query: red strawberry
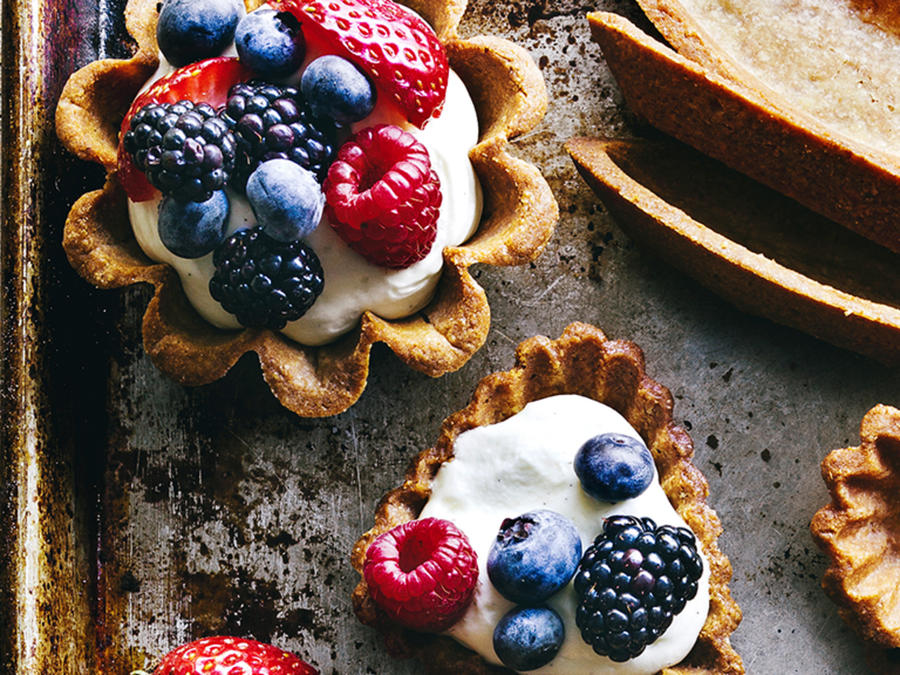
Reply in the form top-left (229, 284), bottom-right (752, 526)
top-left (151, 636), bottom-right (317, 674)
top-left (278, 0), bottom-right (448, 127)
top-left (117, 57), bottom-right (252, 201)
top-left (364, 517), bottom-right (478, 632)
top-left (325, 124), bottom-right (441, 268)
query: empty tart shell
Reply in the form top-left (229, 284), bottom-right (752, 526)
top-left (585, 11), bottom-right (900, 253)
top-left (351, 322), bottom-right (744, 674)
top-left (811, 405), bottom-right (900, 672)
top-left (55, 0), bottom-right (558, 417)
top-left (565, 136), bottom-right (900, 365)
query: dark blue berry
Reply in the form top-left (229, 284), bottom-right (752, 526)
top-left (574, 516), bottom-right (704, 661)
top-left (246, 159), bottom-right (323, 242)
top-left (574, 432), bottom-right (654, 502)
top-left (487, 510), bottom-right (582, 605)
top-left (158, 190), bottom-right (229, 258)
top-left (156, 0), bottom-right (243, 67)
top-left (493, 606), bottom-right (564, 671)
top-left (300, 55), bottom-right (376, 124)
top-left (235, 9), bottom-right (305, 77)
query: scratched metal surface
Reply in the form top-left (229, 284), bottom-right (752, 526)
top-left (5, 0), bottom-right (900, 671)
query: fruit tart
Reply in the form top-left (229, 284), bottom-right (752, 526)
top-left (811, 404), bottom-right (900, 673)
top-left (352, 323), bottom-right (743, 673)
top-left (56, 0), bottom-right (557, 417)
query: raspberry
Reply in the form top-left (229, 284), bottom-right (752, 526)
top-left (324, 125), bottom-right (442, 269)
top-left (221, 81), bottom-right (336, 187)
top-left (209, 226), bottom-right (324, 330)
top-left (364, 517), bottom-right (478, 632)
top-left (123, 100), bottom-right (236, 202)
top-left (573, 515), bottom-right (704, 662)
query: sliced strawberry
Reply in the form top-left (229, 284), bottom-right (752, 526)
top-left (117, 57), bottom-right (253, 201)
top-left (278, 0), bottom-right (449, 128)
top-left (153, 636), bottom-right (317, 674)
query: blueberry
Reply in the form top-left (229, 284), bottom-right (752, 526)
top-left (157, 0), bottom-right (244, 67)
top-left (158, 190), bottom-right (229, 258)
top-left (300, 55), bottom-right (376, 124)
top-left (235, 9), bottom-right (305, 77)
top-left (246, 159), bottom-right (323, 242)
top-left (492, 606), bottom-right (564, 671)
top-left (574, 432), bottom-right (654, 502)
top-left (487, 510), bottom-right (582, 604)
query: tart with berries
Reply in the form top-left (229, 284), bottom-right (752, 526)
top-left (352, 323), bottom-right (743, 673)
top-left (56, 0), bottom-right (556, 417)
top-left (811, 405), bottom-right (900, 674)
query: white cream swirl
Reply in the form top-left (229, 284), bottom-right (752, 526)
top-left (419, 395), bottom-right (710, 675)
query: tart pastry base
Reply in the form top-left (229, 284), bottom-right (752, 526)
top-left (351, 322), bottom-right (744, 674)
top-left (55, 0), bottom-right (558, 417)
top-left (812, 405), bottom-right (900, 673)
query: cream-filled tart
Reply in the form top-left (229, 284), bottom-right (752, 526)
top-left (352, 323), bottom-right (743, 673)
top-left (56, 0), bottom-right (557, 417)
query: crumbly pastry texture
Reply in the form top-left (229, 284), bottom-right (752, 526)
top-left (811, 404), bottom-right (900, 673)
top-left (56, 0), bottom-right (557, 417)
top-left (585, 9), bottom-right (900, 253)
top-left (351, 322), bottom-right (744, 674)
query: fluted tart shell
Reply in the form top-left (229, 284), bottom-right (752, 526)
top-left (351, 322), bottom-right (744, 674)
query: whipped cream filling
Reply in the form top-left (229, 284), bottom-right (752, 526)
top-left (419, 395), bottom-right (710, 675)
top-left (128, 23), bottom-right (482, 346)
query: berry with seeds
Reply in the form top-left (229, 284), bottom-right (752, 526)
top-left (301, 55), bottom-right (376, 124)
top-left (156, 0), bottom-right (244, 68)
top-left (123, 100), bottom-right (237, 202)
top-left (324, 124), bottom-right (441, 269)
top-left (209, 226), bottom-right (324, 329)
top-left (246, 159), bottom-right (324, 242)
top-left (363, 517), bottom-right (478, 632)
top-left (222, 81), bottom-right (337, 188)
top-left (487, 509), bottom-right (582, 605)
top-left (158, 189), bottom-right (230, 258)
top-left (279, 0), bottom-right (448, 127)
top-left (574, 433), bottom-right (654, 503)
top-left (574, 516), bottom-right (704, 662)
top-left (117, 57), bottom-right (252, 201)
top-left (492, 606), bottom-right (565, 671)
top-left (151, 635), bottom-right (317, 674)
top-left (235, 8), bottom-right (306, 77)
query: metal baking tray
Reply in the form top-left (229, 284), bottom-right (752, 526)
top-left (2, 0), bottom-right (898, 671)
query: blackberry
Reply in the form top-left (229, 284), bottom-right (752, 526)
top-left (221, 81), bottom-right (337, 187)
top-left (209, 226), bottom-right (324, 330)
top-left (123, 101), bottom-right (236, 202)
top-left (573, 515), bottom-right (703, 662)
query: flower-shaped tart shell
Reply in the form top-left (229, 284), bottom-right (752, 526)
top-left (56, 0), bottom-right (558, 417)
top-left (811, 404), bottom-right (900, 666)
top-left (351, 322), bottom-right (744, 674)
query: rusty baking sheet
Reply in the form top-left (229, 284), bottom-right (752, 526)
top-left (2, 0), bottom-right (899, 672)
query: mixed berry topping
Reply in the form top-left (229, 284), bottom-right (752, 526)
top-left (156, 0), bottom-right (244, 68)
top-left (279, 0), bottom-right (449, 127)
top-left (122, 100), bottom-right (236, 203)
top-left (363, 517), bottom-right (478, 632)
top-left (222, 81), bottom-right (337, 187)
top-left (325, 124), bottom-right (442, 268)
top-left (487, 510), bottom-right (582, 605)
top-left (575, 433), bottom-right (654, 502)
top-left (573, 515), bottom-right (704, 662)
top-left (209, 226), bottom-right (324, 329)
top-left (493, 606), bottom-right (565, 671)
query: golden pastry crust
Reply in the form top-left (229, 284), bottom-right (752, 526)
top-left (55, 0), bottom-right (558, 417)
top-left (351, 322), bottom-right (744, 674)
top-left (565, 136), bottom-right (900, 365)
top-left (811, 405), bottom-right (900, 671)
top-left (585, 11), bottom-right (900, 254)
